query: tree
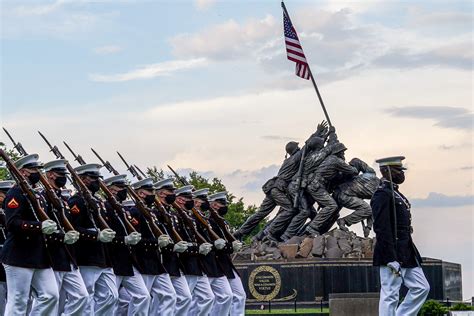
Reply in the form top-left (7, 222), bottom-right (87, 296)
top-left (0, 142), bottom-right (19, 181)
top-left (147, 167), bottom-right (266, 243)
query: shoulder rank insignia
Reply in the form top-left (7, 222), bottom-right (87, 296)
top-left (7, 198), bottom-right (19, 209)
top-left (70, 205), bottom-right (80, 214)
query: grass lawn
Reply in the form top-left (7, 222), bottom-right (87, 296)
top-left (246, 308), bottom-right (330, 314)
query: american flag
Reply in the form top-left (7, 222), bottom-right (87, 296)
top-left (282, 2), bottom-right (310, 79)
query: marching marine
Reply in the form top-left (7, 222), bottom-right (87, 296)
top-left (41, 159), bottom-right (88, 315)
top-left (372, 156), bottom-right (430, 316)
top-left (192, 188), bottom-right (233, 316)
top-left (153, 178), bottom-right (192, 316)
top-left (208, 191), bottom-right (246, 316)
top-left (0, 154), bottom-right (60, 315)
top-left (126, 177), bottom-right (176, 316)
top-left (103, 174), bottom-right (151, 315)
top-left (67, 163), bottom-right (118, 315)
top-left (174, 185), bottom-right (216, 316)
top-left (0, 180), bottom-right (15, 316)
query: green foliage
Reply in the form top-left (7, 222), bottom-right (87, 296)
top-left (450, 303), bottom-right (474, 311)
top-left (0, 142), bottom-right (20, 181)
top-left (418, 300), bottom-right (448, 315)
top-left (146, 166), bottom-right (267, 241)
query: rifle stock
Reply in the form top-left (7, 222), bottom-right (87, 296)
top-left (167, 164), bottom-right (235, 242)
top-left (0, 149), bottom-right (50, 221)
top-left (172, 202), bottom-right (207, 244)
top-left (38, 133), bottom-right (110, 230)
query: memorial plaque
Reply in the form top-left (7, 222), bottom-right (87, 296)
top-left (248, 265), bottom-right (281, 301)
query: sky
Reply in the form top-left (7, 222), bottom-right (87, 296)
top-left (1, 0), bottom-right (473, 299)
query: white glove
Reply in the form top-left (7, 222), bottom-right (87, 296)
top-left (173, 240), bottom-right (188, 253)
top-left (124, 232), bottom-right (142, 245)
top-left (387, 261), bottom-right (401, 275)
top-left (41, 220), bottom-right (57, 235)
top-left (63, 230), bottom-right (80, 244)
top-left (214, 238), bottom-right (226, 250)
top-left (232, 240), bottom-right (243, 252)
top-left (199, 242), bottom-right (213, 255)
top-left (98, 229), bottom-right (116, 243)
top-left (158, 235), bottom-right (171, 248)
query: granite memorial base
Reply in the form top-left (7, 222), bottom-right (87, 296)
top-left (329, 293), bottom-right (379, 316)
top-left (235, 257), bottom-right (462, 310)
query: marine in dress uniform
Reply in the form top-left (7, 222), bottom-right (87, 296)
top-left (126, 177), bottom-right (176, 316)
top-left (208, 191), bottom-right (246, 316)
top-left (154, 178), bottom-right (192, 316)
top-left (174, 185), bottom-right (216, 316)
top-left (103, 174), bottom-right (150, 316)
top-left (41, 159), bottom-right (88, 316)
top-left (67, 163), bottom-right (118, 316)
top-left (371, 156), bottom-right (430, 316)
top-left (192, 188), bottom-right (233, 316)
top-left (0, 180), bottom-right (15, 316)
top-left (0, 154), bottom-right (60, 316)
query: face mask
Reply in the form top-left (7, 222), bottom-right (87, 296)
top-left (144, 194), bottom-right (155, 206)
top-left (165, 193), bottom-right (176, 204)
top-left (116, 189), bottom-right (128, 202)
top-left (184, 200), bottom-right (195, 210)
top-left (88, 180), bottom-right (100, 193)
top-left (28, 172), bottom-right (41, 185)
top-left (54, 176), bottom-right (67, 188)
top-left (200, 201), bottom-right (210, 211)
top-left (218, 205), bottom-right (228, 216)
top-left (392, 171), bottom-right (405, 184)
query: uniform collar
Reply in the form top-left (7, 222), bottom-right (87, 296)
top-left (381, 178), bottom-right (399, 190)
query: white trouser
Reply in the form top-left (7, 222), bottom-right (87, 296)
top-left (79, 266), bottom-right (118, 316)
top-left (171, 274), bottom-right (193, 316)
top-left (0, 281), bottom-right (7, 316)
top-left (3, 264), bottom-right (59, 316)
top-left (186, 275), bottom-right (215, 316)
top-left (115, 267), bottom-right (150, 316)
top-left (54, 266), bottom-right (89, 316)
top-left (208, 276), bottom-right (233, 316)
top-left (379, 266), bottom-right (430, 316)
top-left (228, 270), bottom-right (246, 316)
top-left (140, 273), bottom-right (176, 316)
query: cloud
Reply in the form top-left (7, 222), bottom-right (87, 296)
top-left (170, 15), bottom-right (278, 60)
top-left (407, 9), bottom-right (473, 29)
top-left (1, 1), bottom-right (121, 40)
top-left (195, 0), bottom-right (217, 11)
top-left (261, 135), bottom-right (295, 141)
top-left (93, 45), bottom-right (122, 55)
top-left (12, 0), bottom-right (66, 16)
top-left (386, 106), bottom-right (473, 131)
top-left (89, 58), bottom-right (208, 82)
top-left (373, 41), bottom-right (473, 71)
top-left (411, 192), bottom-right (473, 208)
top-left (226, 165), bottom-right (280, 192)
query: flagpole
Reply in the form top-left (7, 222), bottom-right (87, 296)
top-left (308, 69), bottom-right (332, 126)
top-left (282, 1), bottom-right (333, 126)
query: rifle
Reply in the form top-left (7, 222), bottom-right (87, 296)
top-left (167, 165), bottom-right (229, 242)
top-left (113, 151), bottom-right (165, 237)
top-left (62, 143), bottom-right (136, 234)
top-left (0, 148), bottom-right (50, 221)
top-left (38, 132), bottom-right (110, 230)
top-left (3, 128), bottom-right (75, 231)
top-left (293, 146), bottom-right (307, 208)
